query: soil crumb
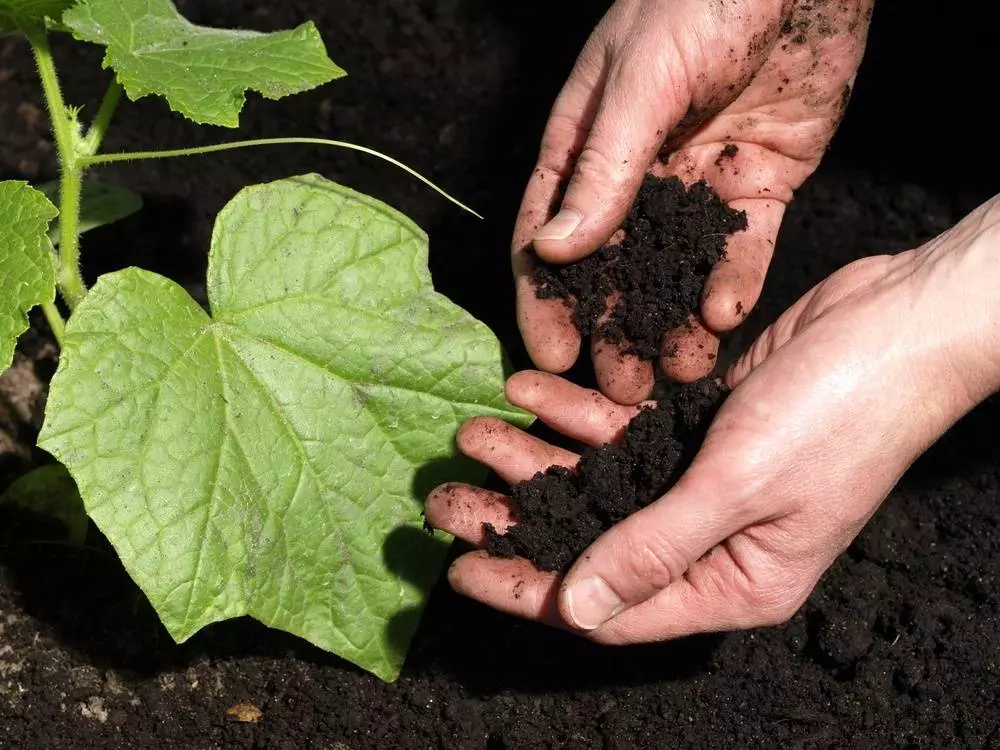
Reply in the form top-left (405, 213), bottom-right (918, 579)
top-left (532, 176), bottom-right (747, 359)
top-left (486, 379), bottom-right (728, 572)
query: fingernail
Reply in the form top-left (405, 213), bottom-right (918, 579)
top-left (534, 209), bottom-right (582, 242)
top-left (564, 576), bottom-right (624, 630)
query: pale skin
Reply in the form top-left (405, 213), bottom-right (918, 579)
top-left (514, 0), bottom-right (874, 402)
top-left (428, 199), bottom-right (1000, 639)
top-left (427, 0), bottom-right (1000, 640)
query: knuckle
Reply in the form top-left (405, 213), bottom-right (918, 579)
top-left (747, 583), bottom-right (805, 627)
top-left (572, 145), bottom-right (630, 195)
top-left (617, 528), bottom-right (690, 588)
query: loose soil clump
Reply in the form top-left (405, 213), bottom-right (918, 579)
top-left (532, 175), bottom-right (747, 359)
top-left (487, 379), bottom-right (727, 571)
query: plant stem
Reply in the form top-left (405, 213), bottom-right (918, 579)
top-left (40, 301), bottom-right (66, 347)
top-left (28, 28), bottom-right (87, 309)
top-left (82, 80), bottom-right (123, 155)
top-left (79, 137), bottom-right (483, 219)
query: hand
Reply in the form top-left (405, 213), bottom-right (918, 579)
top-left (515, 0), bottom-right (873, 403)
top-left (435, 197), bottom-right (1000, 642)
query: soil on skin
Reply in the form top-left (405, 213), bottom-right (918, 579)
top-left (1, 0), bottom-right (999, 748)
top-left (533, 176), bottom-right (747, 359)
top-left (487, 380), bottom-right (727, 572)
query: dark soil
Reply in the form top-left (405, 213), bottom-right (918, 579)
top-left (1, 0), bottom-right (999, 748)
top-left (533, 176), bottom-right (747, 359)
top-left (487, 380), bottom-right (727, 572)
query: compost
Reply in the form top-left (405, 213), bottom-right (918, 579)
top-left (532, 175), bottom-right (747, 359)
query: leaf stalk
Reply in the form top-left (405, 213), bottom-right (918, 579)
top-left (78, 137), bottom-right (483, 219)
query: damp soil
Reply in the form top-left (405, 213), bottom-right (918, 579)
top-left (487, 380), bottom-right (727, 572)
top-left (532, 176), bottom-right (747, 360)
top-left (1, 1), bottom-right (999, 748)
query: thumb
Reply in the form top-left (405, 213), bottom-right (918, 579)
top-left (558, 461), bottom-right (753, 631)
top-left (533, 51), bottom-right (690, 264)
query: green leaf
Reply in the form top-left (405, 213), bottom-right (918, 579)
top-left (0, 0), bottom-right (73, 34)
top-left (37, 180), bottom-right (143, 246)
top-left (40, 174), bottom-right (532, 681)
top-left (0, 465), bottom-right (89, 544)
top-left (0, 181), bottom-right (57, 371)
top-left (63, 0), bottom-right (346, 127)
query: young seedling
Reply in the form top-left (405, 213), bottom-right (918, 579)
top-left (0, 0), bottom-right (530, 682)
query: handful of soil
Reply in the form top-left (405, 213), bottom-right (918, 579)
top-left (486, 379), bottom-right (728, 572)
top-left (533, 175), bottom-right (747, 359)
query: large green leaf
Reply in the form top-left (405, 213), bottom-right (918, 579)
top-left (0, 181), bottom-right (57, 371)
top-left (37, 180), bottom-right (143, 246)
top-left (39, 175), bottom-right (531, 681)
top-left (0, 0), bottom-right (73, 33)
top-left (63, 0), bottom-right (345, 127)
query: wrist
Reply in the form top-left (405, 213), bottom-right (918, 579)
top-left (915, 195), bottom-right (1000, 406)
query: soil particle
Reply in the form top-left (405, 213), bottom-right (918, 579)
top-left (486, 380), bottom-right (727, 572)
top-left (532, 176), bottom-right (747, 360)
top-left (715, 142), bottom-right (739, 166)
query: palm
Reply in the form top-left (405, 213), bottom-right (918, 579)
top-left (516, 0), bottom-right (875, 402)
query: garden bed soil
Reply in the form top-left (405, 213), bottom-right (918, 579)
top-left (2, 1), bottom-right (999, 748)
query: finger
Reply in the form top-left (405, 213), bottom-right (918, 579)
top-left (652, 143), bottom-right (796, 335)
top-left (425, 483), bottom-right (514, 546)
top-left (558, 460), bottom-right (759, 631)
top-left (584, 287), bottom-right (654, 404)
top-left (448, 550), bottom-right (566, 628)
top-left (591, 539), bottom-right (805, 645)
top-left (513, 40), bottom-right (607, 373)
top-left (591, 336), bottom-right (655, 405)
top-left (660, 315), bottom-right (720, 383)
top-left (534, 47), bottom-right (690, 263)
top-left (505, 370), bottom-right (647, 447)
top-left (701, 197), bottom-right (786, 333)
top-left (457, 417), bottom-right (578, 485)
top-left (514, 248), bottom-right (582, 373)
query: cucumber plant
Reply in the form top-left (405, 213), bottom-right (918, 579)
top-left (0, 0), bottom-right (530, 682)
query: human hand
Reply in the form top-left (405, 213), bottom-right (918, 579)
top-left (516, 0), bottom-right (873, 403)
top-left (436, 196), bottom-right (1000, 641)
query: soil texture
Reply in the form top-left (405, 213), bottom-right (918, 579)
top-left (487, 379), bottom-right (727, 572)
top-left (1, 0), bottom-right (999, 748)
top-left (533, 176), bottom-right (747, 359)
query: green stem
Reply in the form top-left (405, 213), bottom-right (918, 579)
top-left (79, 137), bottom-right (483, 219)
top-left (40, 301), bottom-right (66, 347)
top-left (82, 80), bottom-right (123, 155)
top-left (28, 28), bottom-right (87, 309)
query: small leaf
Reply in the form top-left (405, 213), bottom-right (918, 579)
top-left (63, 0), bottom-right (346, 127)
top-left (0, 180), bottom-right (57, 371)
top-left (0, 0), bottom-right (73, 34)
top-left (37, 180), bottom-right (143, 246)
top-left (40, 175), bottom-right (533, 681)
top-left (0, 464), bottom-right (89, 544)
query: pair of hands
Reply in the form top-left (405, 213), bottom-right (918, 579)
top-left (428, 0), bottom-right (1000, 642)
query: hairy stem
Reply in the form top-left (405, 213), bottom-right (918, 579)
top-left (40, 301), bottom-right (66, 347)
top-left (82, 80), bottom-right (124, 155)
top-left (79, 137), bottom-right (483, 219)
top-left (28, 29), bottom-right (87, 309)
